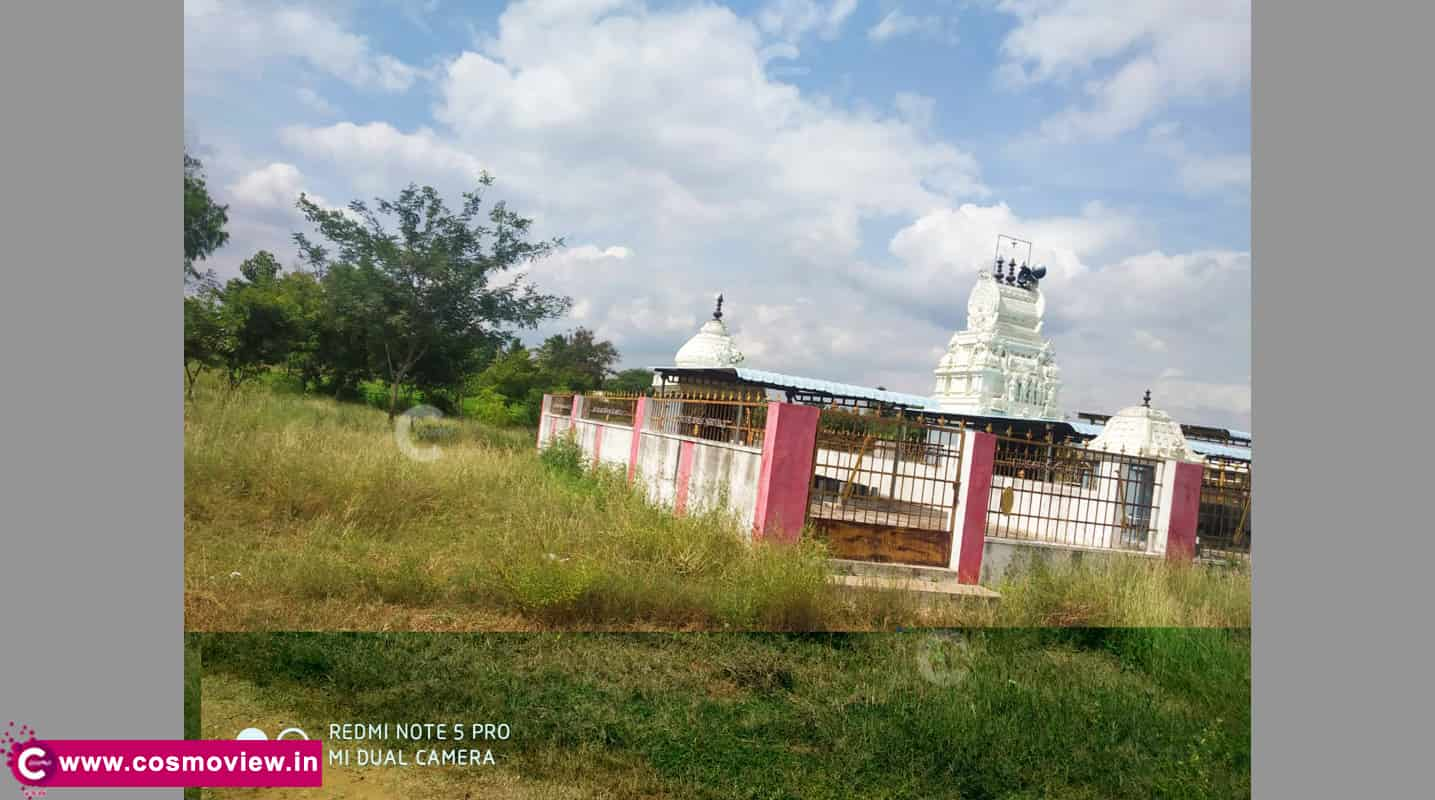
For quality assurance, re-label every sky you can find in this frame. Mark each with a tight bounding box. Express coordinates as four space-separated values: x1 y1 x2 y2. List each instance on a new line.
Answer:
183 0 1252 430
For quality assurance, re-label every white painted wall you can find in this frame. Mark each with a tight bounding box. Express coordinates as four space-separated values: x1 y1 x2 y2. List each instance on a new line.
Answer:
684 437 763 535
985 460 1163 552
539 410 573 446
634 432 683 508
569 419 636 470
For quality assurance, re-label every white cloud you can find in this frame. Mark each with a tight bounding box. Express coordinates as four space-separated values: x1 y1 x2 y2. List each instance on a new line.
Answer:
877 203 1249 425
284 0 985 265
996 0 1250 142
295 87 338 116
758 0 859 43
228 162 311 212
894 92 935 129
191 0 1248 427
184 0 425 94
1148 122 1250 196
867 8 958 44
1134 329 1167 352
279 122 489 198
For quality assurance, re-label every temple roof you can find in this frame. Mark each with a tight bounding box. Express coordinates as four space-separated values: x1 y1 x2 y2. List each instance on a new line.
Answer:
1083 396 1204 462
673 294 745 368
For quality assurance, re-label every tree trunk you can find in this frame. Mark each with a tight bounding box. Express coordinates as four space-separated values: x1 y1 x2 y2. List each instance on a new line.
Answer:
388 379 400 423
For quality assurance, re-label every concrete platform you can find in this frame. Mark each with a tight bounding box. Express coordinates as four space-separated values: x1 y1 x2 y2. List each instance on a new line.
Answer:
827 559 1001 602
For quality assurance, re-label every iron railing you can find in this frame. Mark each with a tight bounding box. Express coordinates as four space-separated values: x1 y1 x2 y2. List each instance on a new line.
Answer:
644 388 769 448
986 433 1165 552
1198 460 1251 561
808 409 967 532
548 394 574 417
581 391 640 426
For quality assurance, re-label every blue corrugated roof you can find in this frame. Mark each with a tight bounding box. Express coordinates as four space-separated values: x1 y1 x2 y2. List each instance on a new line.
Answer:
732 367 934 408
654 365 1251 460
1066 419 1251 461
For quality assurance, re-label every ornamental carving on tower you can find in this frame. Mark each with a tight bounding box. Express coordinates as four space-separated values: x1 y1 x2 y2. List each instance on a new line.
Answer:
931 236 1062 419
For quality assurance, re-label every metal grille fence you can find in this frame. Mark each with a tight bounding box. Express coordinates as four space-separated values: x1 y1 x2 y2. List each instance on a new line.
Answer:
986 434 1165 552
808 410 967 530
1198 460 1251 561
549 394 574 417
644 388 769 449
581 391 639 426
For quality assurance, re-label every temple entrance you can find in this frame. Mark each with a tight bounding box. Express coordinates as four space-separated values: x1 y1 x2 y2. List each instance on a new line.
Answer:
806 410 966 568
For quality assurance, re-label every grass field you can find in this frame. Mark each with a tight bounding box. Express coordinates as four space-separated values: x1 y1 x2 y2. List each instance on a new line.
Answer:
194 629 1251 799
184 381 1251 630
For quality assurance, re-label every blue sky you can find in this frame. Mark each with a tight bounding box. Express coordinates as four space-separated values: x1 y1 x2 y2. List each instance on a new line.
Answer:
184 0 1251 428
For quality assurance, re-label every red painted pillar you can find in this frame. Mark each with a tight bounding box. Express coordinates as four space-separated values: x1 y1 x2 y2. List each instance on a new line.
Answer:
1165 461 1204 561
674 440 696 515
752 402 820 543
953 431 996 584
592 424 604 470
627 396 648 483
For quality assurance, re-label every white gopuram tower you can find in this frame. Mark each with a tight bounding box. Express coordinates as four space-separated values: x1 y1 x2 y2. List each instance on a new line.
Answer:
931 237 1062 419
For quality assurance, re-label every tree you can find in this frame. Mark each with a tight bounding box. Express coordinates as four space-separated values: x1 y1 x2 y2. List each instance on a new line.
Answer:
184 152 229 283
292 179 570 421
534 327 619 392
183 293 223 400
208 255 320 390
239 250 281 283
604 368 655 394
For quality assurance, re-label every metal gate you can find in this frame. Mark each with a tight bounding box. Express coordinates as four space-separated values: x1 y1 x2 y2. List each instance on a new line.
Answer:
1197 460 1251 561
806 409 966 568
986 433 1163 552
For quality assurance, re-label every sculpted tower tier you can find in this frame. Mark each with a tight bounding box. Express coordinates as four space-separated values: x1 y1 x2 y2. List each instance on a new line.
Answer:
931 256 1062 419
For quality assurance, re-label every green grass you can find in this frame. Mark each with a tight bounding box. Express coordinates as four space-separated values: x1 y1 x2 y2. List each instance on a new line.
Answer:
185 378 1250 630
195 630 1251 799
184 633 202 800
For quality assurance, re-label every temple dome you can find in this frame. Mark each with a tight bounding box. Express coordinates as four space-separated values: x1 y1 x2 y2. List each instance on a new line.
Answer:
670 294 745 369
1086 398 1203 462
675 317 745 368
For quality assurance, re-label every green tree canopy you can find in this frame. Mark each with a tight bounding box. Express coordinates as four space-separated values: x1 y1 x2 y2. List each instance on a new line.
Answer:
184 152 230 283
604 368 655 394
292 178 570 420
534 327 619 392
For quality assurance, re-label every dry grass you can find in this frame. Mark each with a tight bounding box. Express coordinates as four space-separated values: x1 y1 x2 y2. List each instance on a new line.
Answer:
184 381 1250 630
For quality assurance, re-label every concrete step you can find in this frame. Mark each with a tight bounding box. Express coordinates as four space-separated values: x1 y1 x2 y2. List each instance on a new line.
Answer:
829 573 1001 603
829 558 964 584
827 559 1001 604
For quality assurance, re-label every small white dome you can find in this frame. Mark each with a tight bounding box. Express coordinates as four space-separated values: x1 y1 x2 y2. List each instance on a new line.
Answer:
1087 400 1203 462
675 318 745 368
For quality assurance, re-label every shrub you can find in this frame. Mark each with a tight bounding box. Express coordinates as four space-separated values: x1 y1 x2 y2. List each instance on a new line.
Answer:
539 433 586 480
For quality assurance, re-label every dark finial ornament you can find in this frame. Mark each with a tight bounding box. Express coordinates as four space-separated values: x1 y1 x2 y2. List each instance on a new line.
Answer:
1143 389 1151 408
713 293 724 321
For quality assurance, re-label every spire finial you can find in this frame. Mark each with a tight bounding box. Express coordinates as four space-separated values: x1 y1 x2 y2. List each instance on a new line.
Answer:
1142 389 1151 408
713 293 724 321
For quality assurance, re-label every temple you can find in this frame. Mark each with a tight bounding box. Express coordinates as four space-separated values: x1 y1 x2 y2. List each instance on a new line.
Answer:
648 237 1249 466
551 235 1250 573
930 257 1061 419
